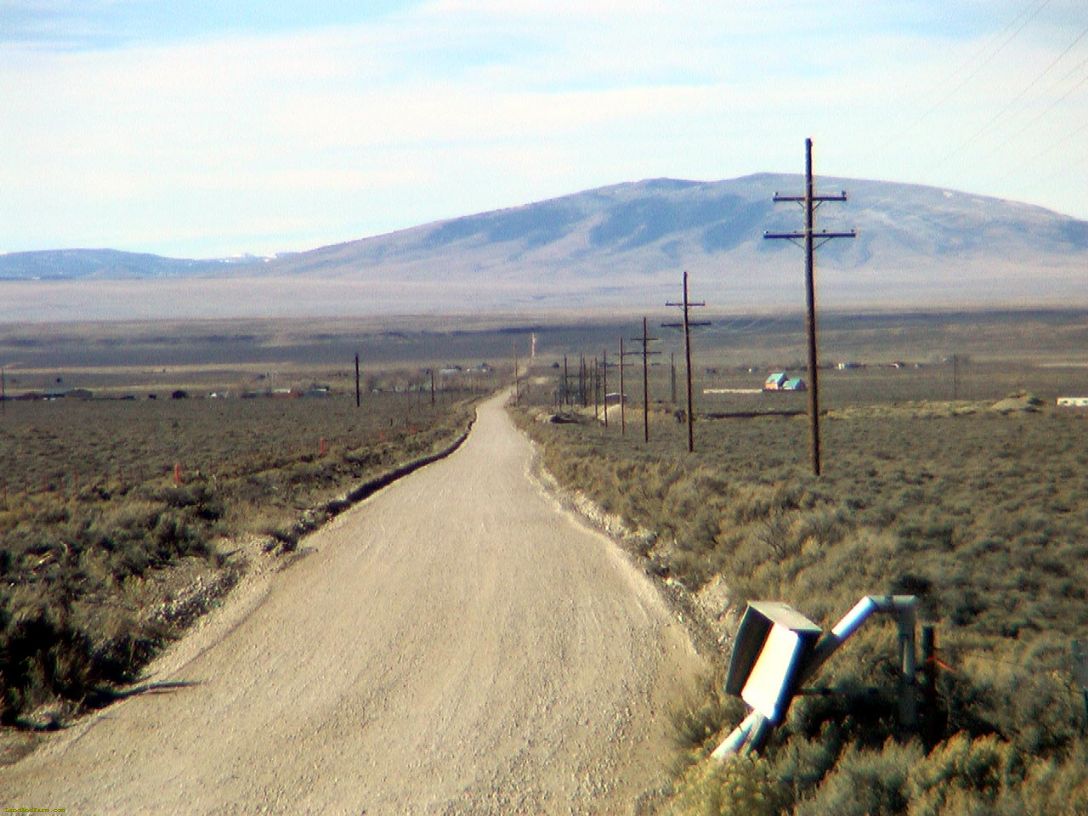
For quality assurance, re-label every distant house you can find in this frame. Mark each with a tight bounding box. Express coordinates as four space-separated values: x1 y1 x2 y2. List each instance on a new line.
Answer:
1057 397 1088 408
764 372 806 392
836 361 862 370
764 372 789 391
604 392 627 405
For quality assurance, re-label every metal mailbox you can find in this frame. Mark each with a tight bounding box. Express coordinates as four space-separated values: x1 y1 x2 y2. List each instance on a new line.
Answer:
725 601 823 723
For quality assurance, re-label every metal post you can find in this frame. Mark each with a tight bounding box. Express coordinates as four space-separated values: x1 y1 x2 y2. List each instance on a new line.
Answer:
921 624 939 744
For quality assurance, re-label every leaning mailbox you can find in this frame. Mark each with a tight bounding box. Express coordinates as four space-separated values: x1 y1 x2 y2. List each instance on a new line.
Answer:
714 594 920 761
725 601 822 723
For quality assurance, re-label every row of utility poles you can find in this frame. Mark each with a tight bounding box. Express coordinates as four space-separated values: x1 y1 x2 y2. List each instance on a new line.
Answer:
548 275 709 452
527 138 855 475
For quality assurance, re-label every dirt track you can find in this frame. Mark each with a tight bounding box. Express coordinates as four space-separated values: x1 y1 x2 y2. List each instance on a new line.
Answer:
2 393 704 814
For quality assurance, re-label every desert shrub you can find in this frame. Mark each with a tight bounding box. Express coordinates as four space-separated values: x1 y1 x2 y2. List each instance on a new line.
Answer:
794 738 923 816
513 392 1088 814
906 733 1023 816
671 678 747 761
1 391 479 726
667 755 790 816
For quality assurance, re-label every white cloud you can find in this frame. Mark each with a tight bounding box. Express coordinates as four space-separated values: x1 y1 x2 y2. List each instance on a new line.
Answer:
1 0 1086 256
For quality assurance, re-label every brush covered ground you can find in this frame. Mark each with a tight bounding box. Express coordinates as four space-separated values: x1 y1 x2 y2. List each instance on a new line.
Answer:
0 384 482 735
514 358 1088 815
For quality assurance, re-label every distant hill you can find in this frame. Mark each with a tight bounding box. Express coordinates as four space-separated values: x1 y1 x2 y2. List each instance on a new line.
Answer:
0 248 265 280
3 174 1086 321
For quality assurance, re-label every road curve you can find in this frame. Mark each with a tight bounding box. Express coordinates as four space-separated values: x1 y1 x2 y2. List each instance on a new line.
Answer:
3 393 704 814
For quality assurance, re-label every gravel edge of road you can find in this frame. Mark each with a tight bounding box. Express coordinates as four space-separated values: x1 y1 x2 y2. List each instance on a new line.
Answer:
517 418 730 666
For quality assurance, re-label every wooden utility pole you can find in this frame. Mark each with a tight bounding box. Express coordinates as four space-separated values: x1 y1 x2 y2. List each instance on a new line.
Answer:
619 338 628 436
578 355 585 407
354 354 361 408
665 271 710 453
514 350 520 406
601 349 609 428
670 353 677 404
764 138 856 476
565 356 574 409
593 357 600 420
630 317 662 444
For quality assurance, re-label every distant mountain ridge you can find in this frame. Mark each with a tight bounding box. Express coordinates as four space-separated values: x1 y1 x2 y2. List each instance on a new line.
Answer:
0 248 268 280
3 174 1087 320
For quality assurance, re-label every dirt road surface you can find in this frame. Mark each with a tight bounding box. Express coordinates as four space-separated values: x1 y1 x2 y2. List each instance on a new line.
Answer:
3 393 704 814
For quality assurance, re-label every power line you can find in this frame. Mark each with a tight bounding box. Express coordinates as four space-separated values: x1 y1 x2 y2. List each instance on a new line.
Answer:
1000 62 1088 147
933 22 1088 169
885 0 1053 152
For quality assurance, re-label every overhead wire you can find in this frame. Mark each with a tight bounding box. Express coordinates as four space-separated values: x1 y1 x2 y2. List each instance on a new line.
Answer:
932 21 1088 169
880 0 1054 155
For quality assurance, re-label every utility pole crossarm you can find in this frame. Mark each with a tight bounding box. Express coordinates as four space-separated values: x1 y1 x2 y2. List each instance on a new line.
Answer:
772 191 848 203
764 230 858 240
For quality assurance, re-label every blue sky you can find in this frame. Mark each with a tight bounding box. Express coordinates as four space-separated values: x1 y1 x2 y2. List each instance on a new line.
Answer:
1 1 1085 257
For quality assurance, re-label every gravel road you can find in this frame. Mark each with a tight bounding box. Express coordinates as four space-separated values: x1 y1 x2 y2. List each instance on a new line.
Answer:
2 392 704 814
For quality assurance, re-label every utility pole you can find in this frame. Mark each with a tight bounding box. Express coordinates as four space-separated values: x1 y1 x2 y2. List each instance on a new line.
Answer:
578 354 586 407
593 357 600 420
630 317 662 444
430 369 436 407
764 138 856 476
354 354 361 408
514 349 520 406
670 353 677 404
565 356 574 409
601 349 610 428
619 338 631 436
664 271 710 453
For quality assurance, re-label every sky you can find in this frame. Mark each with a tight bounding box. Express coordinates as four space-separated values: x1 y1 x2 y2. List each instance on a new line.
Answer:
1 0 1086 258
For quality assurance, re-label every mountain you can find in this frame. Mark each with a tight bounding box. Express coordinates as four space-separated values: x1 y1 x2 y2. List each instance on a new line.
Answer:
0 249 265 280
3 174 1086 321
